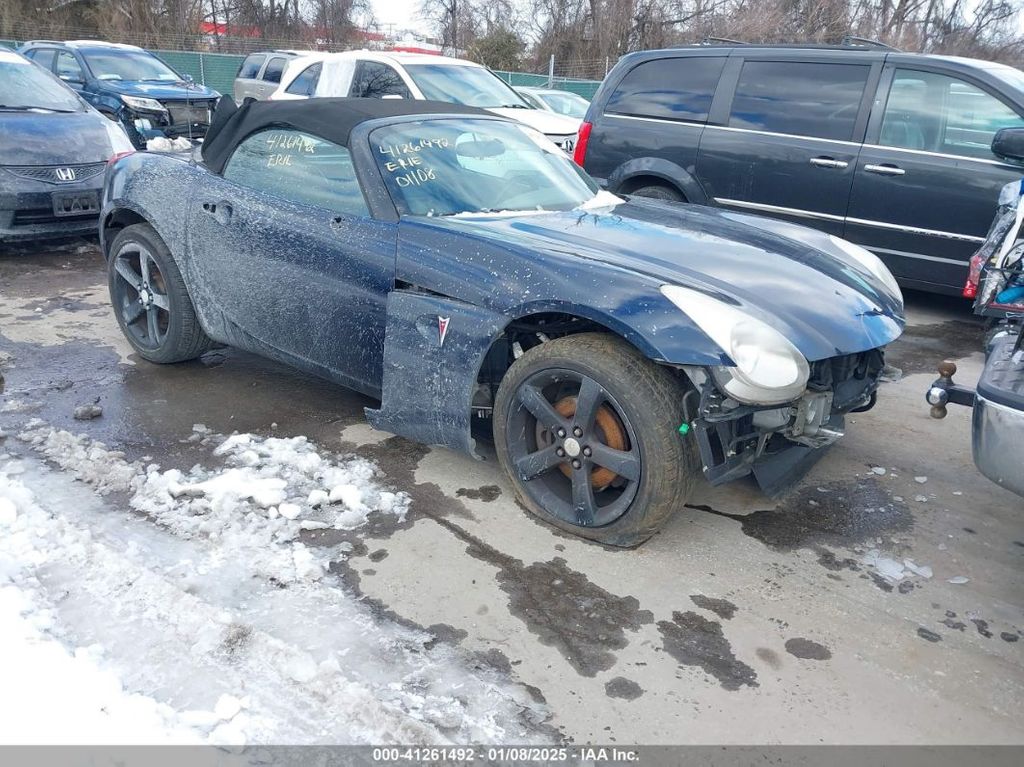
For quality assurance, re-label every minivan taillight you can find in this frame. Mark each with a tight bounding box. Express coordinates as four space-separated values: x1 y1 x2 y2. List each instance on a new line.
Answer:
963 252 984 299
572 121 592 167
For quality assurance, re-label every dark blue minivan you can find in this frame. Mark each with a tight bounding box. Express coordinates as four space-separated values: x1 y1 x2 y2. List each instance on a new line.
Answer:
18 40 219 149
576 43 1024 294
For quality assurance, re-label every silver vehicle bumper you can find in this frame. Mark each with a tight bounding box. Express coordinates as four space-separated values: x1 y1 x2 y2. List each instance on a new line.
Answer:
973 393 1024 497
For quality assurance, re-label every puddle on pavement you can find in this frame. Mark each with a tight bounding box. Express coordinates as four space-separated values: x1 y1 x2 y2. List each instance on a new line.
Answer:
755 647 782 669
689 594 737 620
657 611 758 691
689 478 911 553
456 485 502 502
604 677 644 700
329 434 654 679
492 556 653 677
784 637 832 660
885 319 983 375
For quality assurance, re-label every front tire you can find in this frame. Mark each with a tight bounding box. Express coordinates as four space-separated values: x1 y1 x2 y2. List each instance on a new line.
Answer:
493 333 699 547
107 223 212 364
630 184 684 202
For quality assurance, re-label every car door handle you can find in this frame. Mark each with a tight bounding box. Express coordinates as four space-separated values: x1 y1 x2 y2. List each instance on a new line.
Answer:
809 157 849 169
864 163 905 176
202 200 234 224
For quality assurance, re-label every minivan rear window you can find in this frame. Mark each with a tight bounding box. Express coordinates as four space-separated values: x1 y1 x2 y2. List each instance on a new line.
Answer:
729 61 870 141
605 57 725 123
238 54 266 80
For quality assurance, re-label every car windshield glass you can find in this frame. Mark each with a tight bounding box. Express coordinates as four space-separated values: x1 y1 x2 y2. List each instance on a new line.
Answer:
82 49 180 81
403 64 528 108
0 58 82 111
371 118 600 217
540 91 589 118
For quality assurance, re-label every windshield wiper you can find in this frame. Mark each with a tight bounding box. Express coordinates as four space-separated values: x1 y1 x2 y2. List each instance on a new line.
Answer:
499 103 529 109
0 104 77 113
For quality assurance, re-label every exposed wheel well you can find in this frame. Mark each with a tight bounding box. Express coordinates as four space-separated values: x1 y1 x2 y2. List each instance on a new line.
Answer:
617 175 686 200
474 311 689 413
102 209 149 257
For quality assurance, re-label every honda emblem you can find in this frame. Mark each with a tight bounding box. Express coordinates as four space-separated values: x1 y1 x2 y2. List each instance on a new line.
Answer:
437 316 450 347
55 167 76 182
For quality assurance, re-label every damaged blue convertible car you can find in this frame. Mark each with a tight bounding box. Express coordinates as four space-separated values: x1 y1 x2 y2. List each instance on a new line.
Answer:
100 97 905 546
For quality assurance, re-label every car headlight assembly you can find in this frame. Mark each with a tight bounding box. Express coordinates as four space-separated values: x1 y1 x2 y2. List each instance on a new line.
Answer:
121 95 166 113
660 285 810 405
828 234 903 305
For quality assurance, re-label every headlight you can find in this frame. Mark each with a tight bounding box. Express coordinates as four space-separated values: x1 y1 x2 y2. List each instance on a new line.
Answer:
828 234 903 305
121 95 166 113
102 118 134 153
660 285 809 405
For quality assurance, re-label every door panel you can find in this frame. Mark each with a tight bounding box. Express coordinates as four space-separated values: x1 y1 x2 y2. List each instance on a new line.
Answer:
697 128 859 234
846 66 1024 292
696 59 876 235
186 129 397 393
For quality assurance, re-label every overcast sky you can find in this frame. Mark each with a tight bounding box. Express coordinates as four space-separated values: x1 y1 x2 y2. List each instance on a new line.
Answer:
368 0 426 32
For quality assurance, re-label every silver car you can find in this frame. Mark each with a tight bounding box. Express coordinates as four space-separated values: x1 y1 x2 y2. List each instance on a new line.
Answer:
515 86 591 119
233 50 313 101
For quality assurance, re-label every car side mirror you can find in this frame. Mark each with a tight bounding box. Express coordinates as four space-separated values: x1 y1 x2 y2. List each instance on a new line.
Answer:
992 128 1024 162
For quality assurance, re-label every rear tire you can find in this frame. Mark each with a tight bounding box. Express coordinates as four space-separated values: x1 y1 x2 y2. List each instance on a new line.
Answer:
630 184 684 202
493 333 700 547
107 223 212 364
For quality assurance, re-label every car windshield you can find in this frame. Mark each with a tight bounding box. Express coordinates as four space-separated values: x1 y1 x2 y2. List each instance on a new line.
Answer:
539 91 589 119
81 49 180 81
403 64 529 109
371 118 600 217
0 58 83 112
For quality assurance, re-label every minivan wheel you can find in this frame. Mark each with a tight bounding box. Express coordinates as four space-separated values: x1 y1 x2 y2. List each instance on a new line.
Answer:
631 184 684 202
108 223 212 364
493 333 700 547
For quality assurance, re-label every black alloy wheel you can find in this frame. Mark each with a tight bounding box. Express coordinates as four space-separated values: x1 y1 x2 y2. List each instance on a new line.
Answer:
111 241 170 352
107 223 212 364
494 333 700 546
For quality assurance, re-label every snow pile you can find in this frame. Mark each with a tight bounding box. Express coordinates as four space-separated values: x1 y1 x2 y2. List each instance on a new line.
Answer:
20 424 408 585
861 549 933 583
146 136 193 152
0 473 201 744
3 425 547 744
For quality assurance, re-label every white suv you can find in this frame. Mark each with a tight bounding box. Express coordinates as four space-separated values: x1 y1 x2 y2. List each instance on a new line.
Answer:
270 51 581 152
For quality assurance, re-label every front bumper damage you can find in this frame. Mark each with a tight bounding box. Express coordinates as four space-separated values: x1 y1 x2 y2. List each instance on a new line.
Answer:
687 349 885 496
115 100 214 150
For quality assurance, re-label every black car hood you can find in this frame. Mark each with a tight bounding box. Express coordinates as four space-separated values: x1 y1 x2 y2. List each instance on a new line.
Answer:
0 111 117 165
414 198 904 361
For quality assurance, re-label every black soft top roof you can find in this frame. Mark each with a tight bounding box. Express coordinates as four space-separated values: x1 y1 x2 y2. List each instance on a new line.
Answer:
201 96 491 174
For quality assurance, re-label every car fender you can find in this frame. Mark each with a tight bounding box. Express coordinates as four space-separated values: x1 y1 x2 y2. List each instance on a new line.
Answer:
365 289 508 457
366 286 729 458
101 153 195 263
607 157 708 204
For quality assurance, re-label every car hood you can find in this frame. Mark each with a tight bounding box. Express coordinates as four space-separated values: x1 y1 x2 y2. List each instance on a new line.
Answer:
488 107 580 135
412 198 904 362
0 111 123 165
98 80 219 100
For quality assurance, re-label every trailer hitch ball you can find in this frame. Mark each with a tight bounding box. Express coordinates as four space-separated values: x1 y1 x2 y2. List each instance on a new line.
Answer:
927 360 957 419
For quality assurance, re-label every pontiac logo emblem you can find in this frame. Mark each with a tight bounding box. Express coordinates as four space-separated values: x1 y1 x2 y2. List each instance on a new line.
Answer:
437 316 450 347
55 167 77 182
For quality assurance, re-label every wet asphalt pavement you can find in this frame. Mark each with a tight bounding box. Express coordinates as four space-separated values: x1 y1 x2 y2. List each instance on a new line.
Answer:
1 238 1023 744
